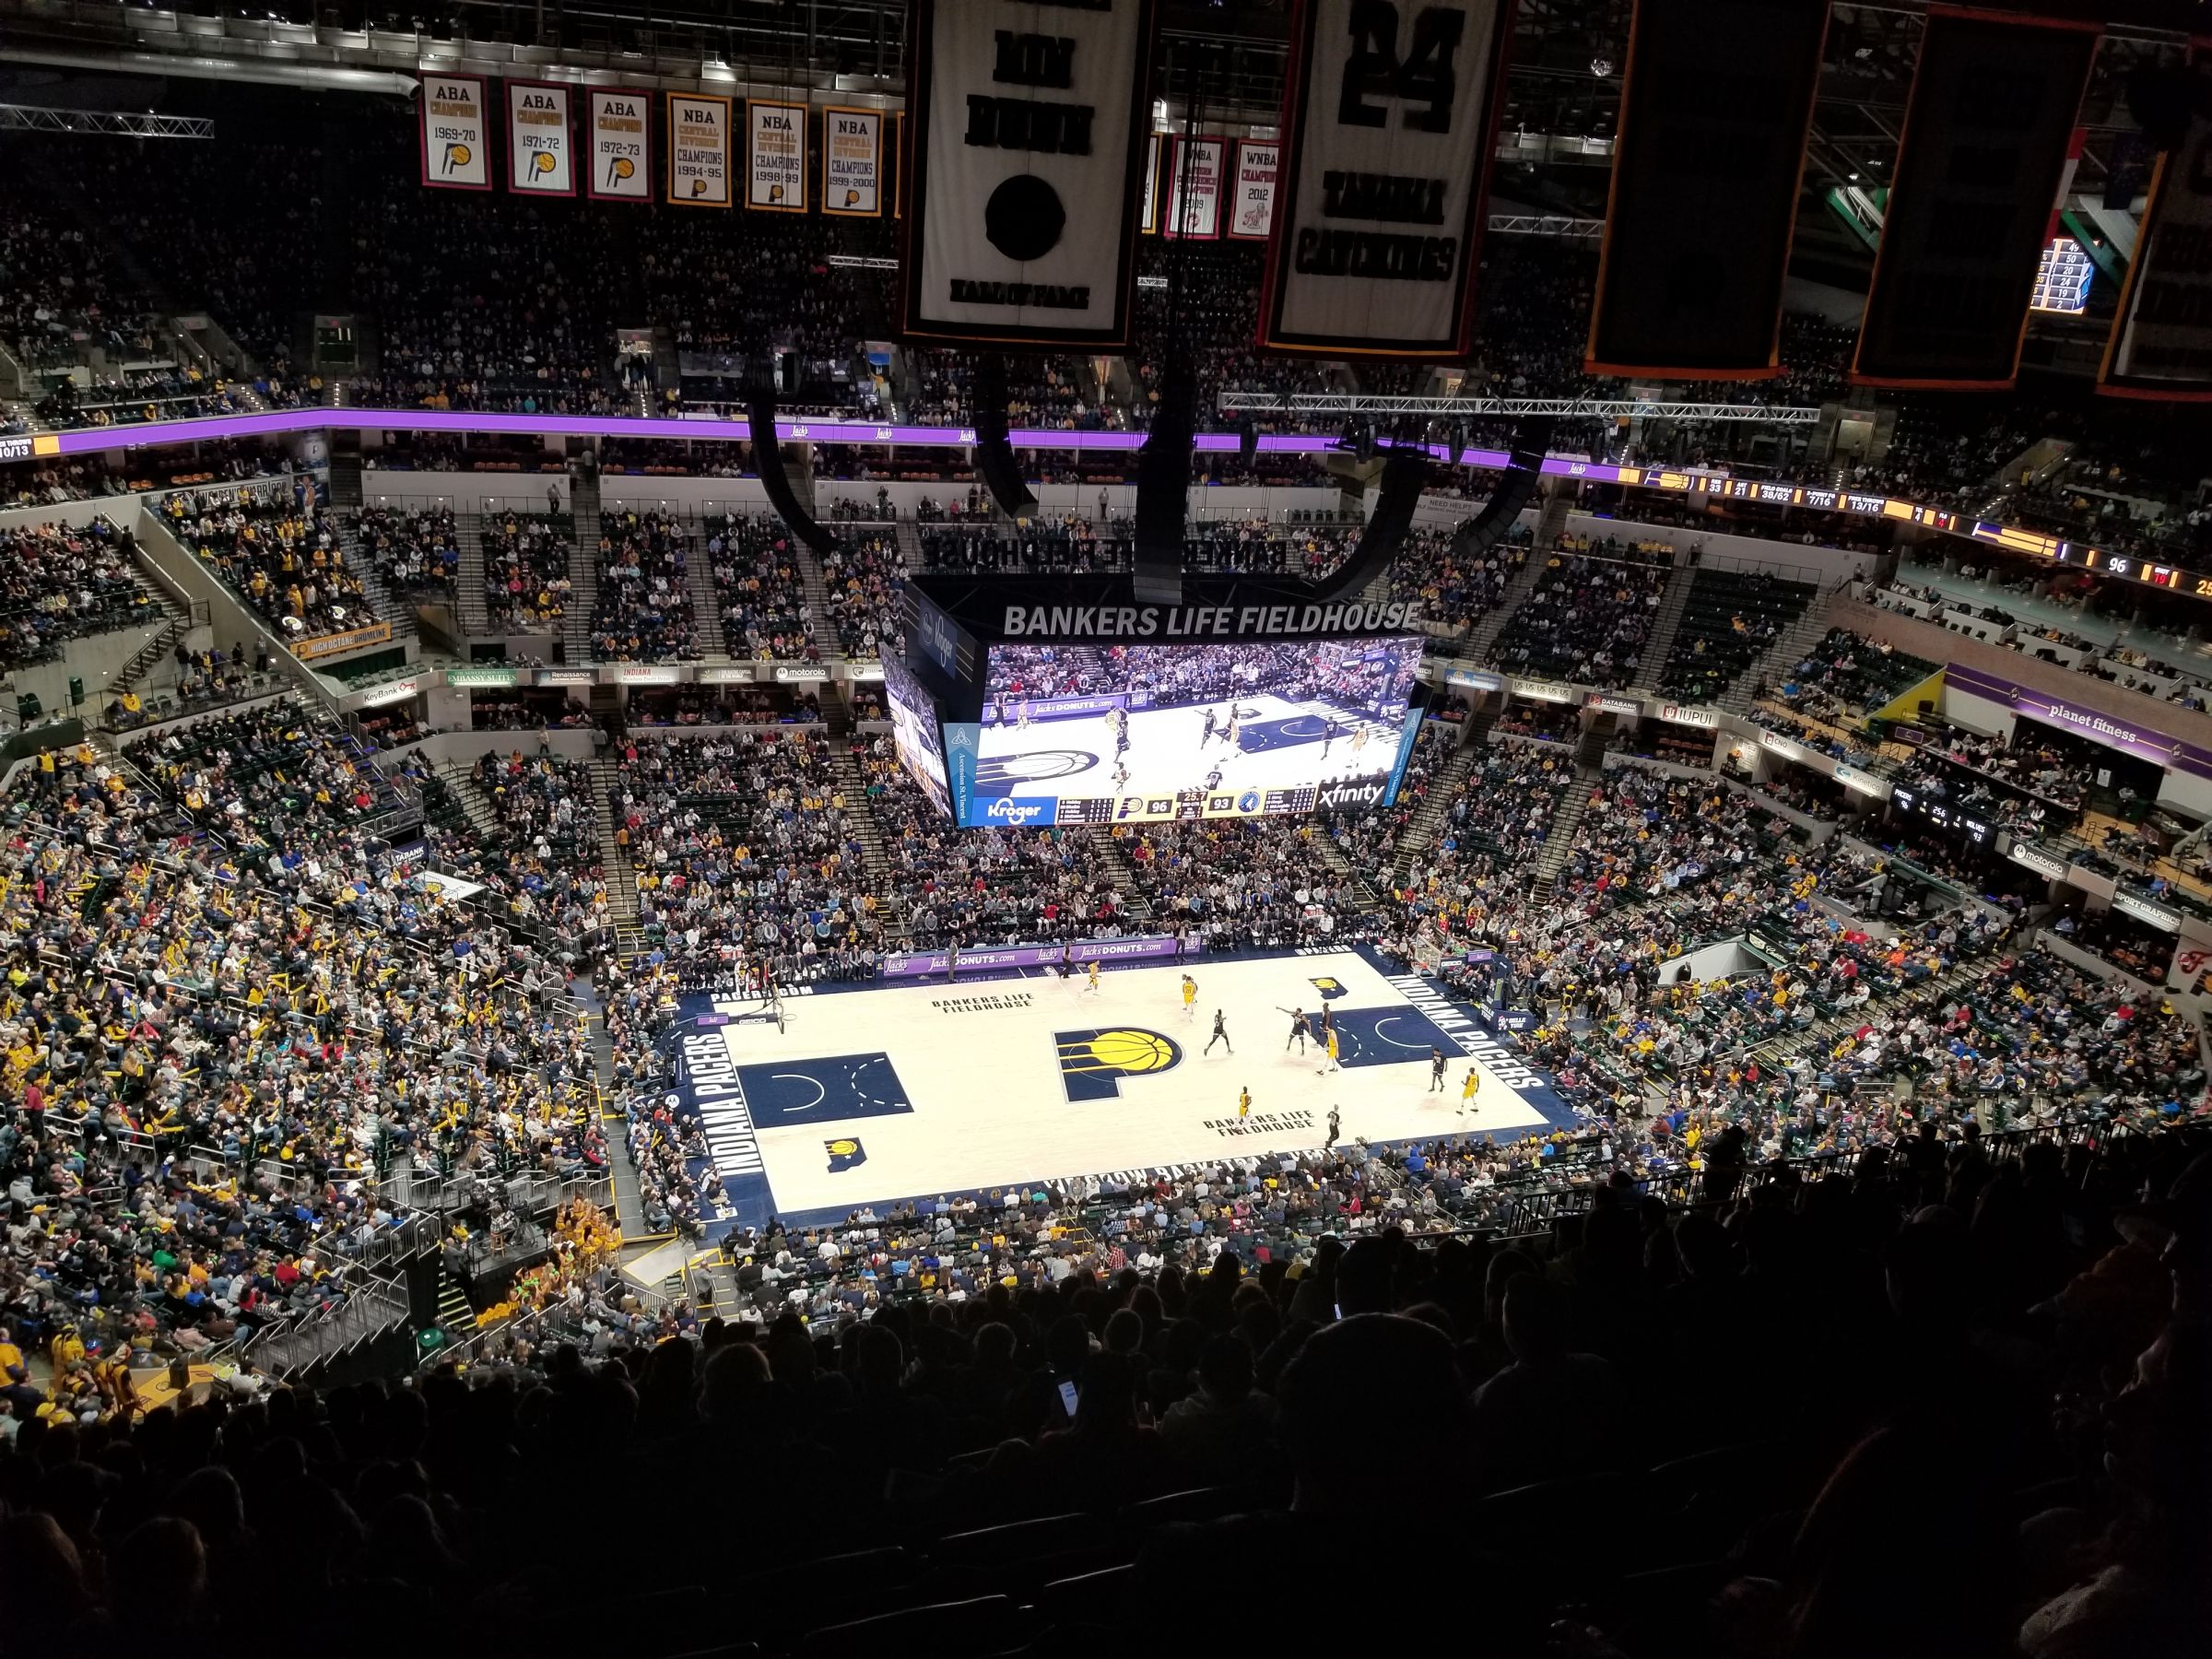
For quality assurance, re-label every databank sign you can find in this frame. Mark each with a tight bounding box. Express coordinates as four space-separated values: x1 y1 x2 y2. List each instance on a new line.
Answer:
901 0 1157 347
506 82 574 195
1260 0 1514 358
587 89 653 201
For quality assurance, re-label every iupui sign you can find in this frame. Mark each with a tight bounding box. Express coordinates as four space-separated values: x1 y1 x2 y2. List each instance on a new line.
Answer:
901 0 1157 347
1259 0 1515 358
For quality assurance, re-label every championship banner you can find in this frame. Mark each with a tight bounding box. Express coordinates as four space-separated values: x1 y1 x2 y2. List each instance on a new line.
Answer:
823 106 883 217
505 82 575 196
1259 0 1516 359
2100 66 2212 401
900 0 1158 347
667 93 734 206
419 74 491 191
1851 9 2099 389
1140 132 1163 234
1229 138 1280 241
1165 135 1227 239
748 98 808 212
586 88 653 201
1584 0 1829 378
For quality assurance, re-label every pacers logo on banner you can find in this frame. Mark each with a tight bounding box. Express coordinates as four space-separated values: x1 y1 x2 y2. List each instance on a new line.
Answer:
1057 1027 1181 1101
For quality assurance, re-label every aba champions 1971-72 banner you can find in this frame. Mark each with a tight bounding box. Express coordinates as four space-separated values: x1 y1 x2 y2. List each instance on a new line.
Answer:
1851 8 2099 389
748 99 809 212
1584 0 1829 379
668 93 735 206
900 0 1158 347
420 74 492 190
2100 62 2212 402
1259 0 1516 359
824 107 884 216
506 82 575 195
588 88 653 201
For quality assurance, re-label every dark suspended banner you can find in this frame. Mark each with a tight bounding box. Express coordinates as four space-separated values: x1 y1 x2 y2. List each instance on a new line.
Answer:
1852 8 2099 389
1259 0 1515 359
1584 0 1830 379
900 0 1157 347
2100 67 2212 401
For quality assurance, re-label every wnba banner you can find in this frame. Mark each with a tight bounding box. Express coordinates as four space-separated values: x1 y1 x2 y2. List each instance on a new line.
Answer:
1229 139 1279 241
1585 0 1828 378
419 74 491 190
668 93 734 206
506 82 574 195
823 107 882 216
1166 136 1228 238
2100 70 2212 401
748 99 808 212
1852 9 2098 388
1260 0 1515 359
587 88 652 201
901 0 1158 347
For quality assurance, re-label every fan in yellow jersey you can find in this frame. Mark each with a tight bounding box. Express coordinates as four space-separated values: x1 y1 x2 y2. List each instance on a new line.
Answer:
1181 973 1197 1020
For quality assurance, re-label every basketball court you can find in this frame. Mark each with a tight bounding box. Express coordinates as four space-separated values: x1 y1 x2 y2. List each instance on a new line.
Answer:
660 947 1567 1232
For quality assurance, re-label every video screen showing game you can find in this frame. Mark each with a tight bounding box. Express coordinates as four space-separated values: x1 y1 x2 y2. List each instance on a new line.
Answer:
971 637 1424 826
883 653 952 819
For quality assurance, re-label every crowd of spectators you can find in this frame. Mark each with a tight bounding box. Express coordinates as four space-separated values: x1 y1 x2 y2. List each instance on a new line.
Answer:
704 514 817 661
479 511 573 632
590 509 699 662
1655 567 1816 704
1491 540 1674 689
163 487 370 642
0 519 158 671
349 504 456 606
818 527 904 659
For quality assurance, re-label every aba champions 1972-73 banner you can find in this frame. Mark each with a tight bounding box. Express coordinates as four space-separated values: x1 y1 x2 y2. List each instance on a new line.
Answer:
900 0 1158 347
588 88 653 202
420 74 492 190
1259 0 1516 359
668 93 735 206
506 82 575 195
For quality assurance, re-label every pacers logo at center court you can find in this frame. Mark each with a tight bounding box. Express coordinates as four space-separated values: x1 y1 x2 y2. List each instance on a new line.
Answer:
1057 1027 1182 1102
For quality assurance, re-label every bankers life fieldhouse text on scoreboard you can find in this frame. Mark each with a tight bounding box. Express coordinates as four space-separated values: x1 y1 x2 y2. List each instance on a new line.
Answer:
998 601 1423 639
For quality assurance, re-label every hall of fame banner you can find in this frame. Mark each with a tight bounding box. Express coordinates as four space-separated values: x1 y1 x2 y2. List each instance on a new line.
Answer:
505 82 575 195
748 99 808 212
823 106 883 216
900 0 1158 347
419 73 492 191
1259 0 1516 359
587 88 653 202
668 93 734 207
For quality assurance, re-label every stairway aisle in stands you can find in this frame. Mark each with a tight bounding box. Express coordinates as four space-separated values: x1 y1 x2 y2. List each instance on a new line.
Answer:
1458 538 1552 664
1387 740 1478 889
683 511 725 663
1628 557 1697 693
434 759 506 846
326 452 362 511
1085 829 1154 924
347 556 420 646
1526 759 1597 900
1309 820 1382 912
454 512 489 634
1721 587 1844 713
826 741 891 879
563 468 603 665
588 751 643 956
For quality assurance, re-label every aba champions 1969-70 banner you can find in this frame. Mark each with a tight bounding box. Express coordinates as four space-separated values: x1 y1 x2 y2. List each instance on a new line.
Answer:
419 73 492 190
823 107 884 217
1259 0 1516 359
668 93 735 206
900 0 1158 347
587 88 653 202
506 82 575 195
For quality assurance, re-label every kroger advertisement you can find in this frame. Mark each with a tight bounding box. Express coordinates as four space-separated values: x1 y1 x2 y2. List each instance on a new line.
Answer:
960 637 1425 828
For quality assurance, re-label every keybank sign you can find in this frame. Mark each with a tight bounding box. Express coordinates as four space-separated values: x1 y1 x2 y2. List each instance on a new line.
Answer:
986 796 1058 826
